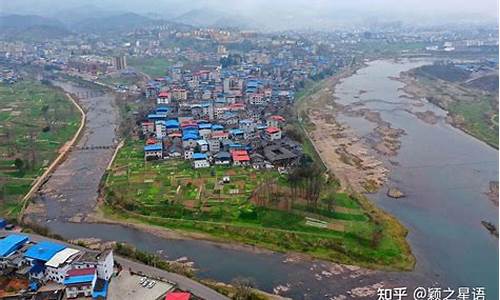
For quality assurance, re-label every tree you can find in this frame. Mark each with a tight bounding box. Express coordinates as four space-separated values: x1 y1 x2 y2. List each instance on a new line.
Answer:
232 277 255 300
14 158 24 173
322 195 335 213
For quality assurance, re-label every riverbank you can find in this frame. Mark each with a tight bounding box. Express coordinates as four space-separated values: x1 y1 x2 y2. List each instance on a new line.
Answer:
329 59 499 298
0 80 81 218
397 66 498 148
18 91 86 220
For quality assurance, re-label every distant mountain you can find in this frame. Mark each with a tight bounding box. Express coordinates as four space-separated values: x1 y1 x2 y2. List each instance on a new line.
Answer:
72 12 154 33
52 4 124 27
173 8 252 29
0 14 72 40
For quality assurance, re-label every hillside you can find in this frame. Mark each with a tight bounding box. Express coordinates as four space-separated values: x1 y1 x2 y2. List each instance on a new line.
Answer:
0 14 71 40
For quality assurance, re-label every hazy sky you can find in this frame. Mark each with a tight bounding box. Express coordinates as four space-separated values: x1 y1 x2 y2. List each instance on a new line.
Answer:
1 0 498 28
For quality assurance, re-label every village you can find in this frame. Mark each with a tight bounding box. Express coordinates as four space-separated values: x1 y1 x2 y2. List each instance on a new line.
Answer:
140 64 304 171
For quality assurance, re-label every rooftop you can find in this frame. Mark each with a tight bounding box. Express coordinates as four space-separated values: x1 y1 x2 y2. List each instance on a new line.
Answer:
24 241 65 262
0 234 29 257
45 248 80 268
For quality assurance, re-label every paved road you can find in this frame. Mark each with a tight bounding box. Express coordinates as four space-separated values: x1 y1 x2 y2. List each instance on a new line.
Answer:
1 230 229 300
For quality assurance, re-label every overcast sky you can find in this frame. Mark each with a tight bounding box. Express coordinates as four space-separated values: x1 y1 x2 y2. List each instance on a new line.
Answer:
1 0 498 28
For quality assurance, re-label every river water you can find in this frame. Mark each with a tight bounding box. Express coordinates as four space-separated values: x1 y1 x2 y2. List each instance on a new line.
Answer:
335 59 499 298
32 61 498 299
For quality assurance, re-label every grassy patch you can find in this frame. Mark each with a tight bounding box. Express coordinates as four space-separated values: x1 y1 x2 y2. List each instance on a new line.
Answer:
448 97 499 147
0 80 80 217
127 56 174 78
102 140 414 270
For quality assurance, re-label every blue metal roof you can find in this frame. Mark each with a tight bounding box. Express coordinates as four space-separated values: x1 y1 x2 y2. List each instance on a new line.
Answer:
230 129 244 135
156 106 169 113
182 133 199 140
192 153 207 160
144 144 162 151
64 274 96 285
24 241 65 262
165 119 179 128
198 123 212 129
0 234 29 257
211 124 224 130
147 113 167 120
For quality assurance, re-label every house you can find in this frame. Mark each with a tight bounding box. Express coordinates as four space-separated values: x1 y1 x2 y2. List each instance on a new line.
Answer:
239 119 256 133
64 268 97 298
207 139 221 153
182 131 199 148
196 139 209 152
192 153 210 169
167 143 183 158
211 124 224 133
266 115 285 128
72 250 114 281
45 248 80 284
214 151 231 165
184 148 194 160
157 91 171 104
198 123 212 139
165 119 180 133
171 88 188 101
141 121 155 135
229 129 244 140
24 241 66 281
231 150 250 166
263 144 299 167
24 242 65 265
211 131 229 141
144 144 163 160
265 127 282 141
155 121 167 139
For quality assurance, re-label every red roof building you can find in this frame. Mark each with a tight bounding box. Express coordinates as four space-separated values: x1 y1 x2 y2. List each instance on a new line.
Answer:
270 115 285 122
158 91 170 98
266 126 280 134
66 267 96 277
231 150 250 162
165 292 191 300
146 138 157 145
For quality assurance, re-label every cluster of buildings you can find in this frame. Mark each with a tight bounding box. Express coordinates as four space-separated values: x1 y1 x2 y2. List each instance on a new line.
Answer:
140 64 308 170
0 234 113 299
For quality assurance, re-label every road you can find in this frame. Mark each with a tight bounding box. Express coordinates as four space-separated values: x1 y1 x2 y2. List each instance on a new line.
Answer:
1 230 229 300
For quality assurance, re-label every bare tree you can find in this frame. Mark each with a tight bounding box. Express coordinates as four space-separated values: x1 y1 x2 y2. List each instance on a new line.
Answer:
232 277 255 300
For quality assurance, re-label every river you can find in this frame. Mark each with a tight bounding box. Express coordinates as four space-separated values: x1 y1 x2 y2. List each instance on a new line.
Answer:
335 59 499 298
28 61 498 299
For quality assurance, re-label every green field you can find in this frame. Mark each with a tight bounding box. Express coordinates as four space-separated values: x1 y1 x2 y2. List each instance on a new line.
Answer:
0 80 80 217
448 97 499 147
409 67 499 148
127 57 174 78
103 140 414 270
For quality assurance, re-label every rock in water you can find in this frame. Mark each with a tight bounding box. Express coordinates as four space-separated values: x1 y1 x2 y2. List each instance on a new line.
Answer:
481 221 499 238
387 187 405 198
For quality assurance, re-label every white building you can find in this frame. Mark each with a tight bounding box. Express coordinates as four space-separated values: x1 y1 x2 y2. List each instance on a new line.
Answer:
45 248 81 284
